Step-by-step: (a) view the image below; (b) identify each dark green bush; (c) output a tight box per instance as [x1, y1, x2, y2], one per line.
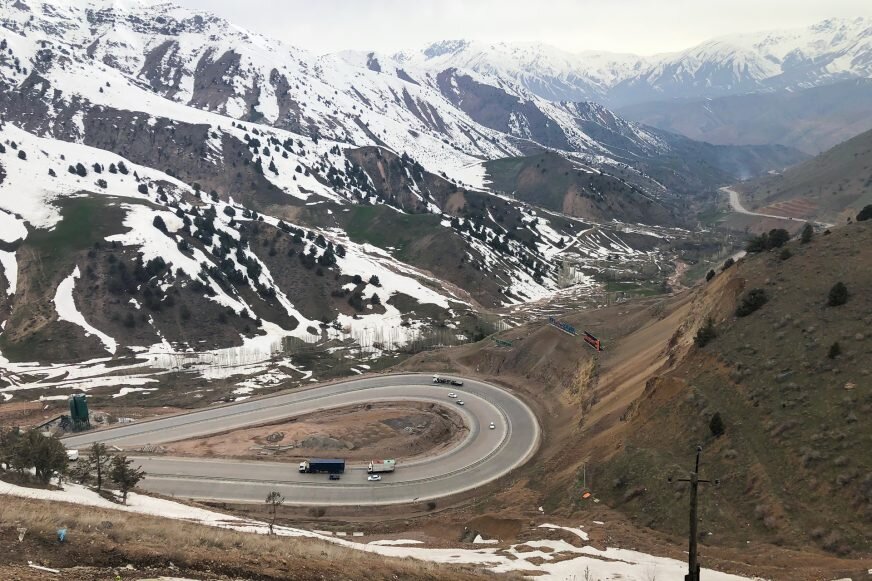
[710, 412, 725, 437]
[746, 229, 790, 253]
[694, 318, 717, 347]
[800, 223, 814, 243]
[736, 288, 767, 317]
[828, 282, 848, 307]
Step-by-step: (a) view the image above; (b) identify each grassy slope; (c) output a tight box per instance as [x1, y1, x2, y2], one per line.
[735, 127, 872, 222]
[594, 221, 872, 554]
[0, 495, 499, 581]
[0, 195, 129, 362]
[343, 205, 443, 260]
[484, 151, 678, 225]
[337, 205, 504, 307]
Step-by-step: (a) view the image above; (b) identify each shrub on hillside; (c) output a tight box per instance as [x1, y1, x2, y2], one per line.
[828, 342, 841, 359]
[705, 269, 715, 282]
[800, 223, 814, 243]
[857, 205, 872, 222]
[746, 228, 790, 253]
[152, 216, 167, 233]
[721, 258, 735, 271]
[779, 248, 792, 261]
[709, 412, 725, 437]
[694, 318, 717, 347]
[828, 282, 848, 307]
[736, 288, 767, 317]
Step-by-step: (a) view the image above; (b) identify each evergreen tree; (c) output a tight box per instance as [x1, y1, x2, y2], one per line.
[800, 223, 814, 243]
[75, 162, 87, 177]
[110, 455, 145, 504]
[828, 282, 848, 307]
[153, 215, 167, 233]
[9, 430, 67, 484]
[87, 443, 111, 493]
[709, 412, 725, 437]
[694, 318, 717, 347]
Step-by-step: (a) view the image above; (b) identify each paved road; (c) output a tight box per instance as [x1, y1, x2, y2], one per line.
[63, 374, 540, 505]
[721, 186, 833, 228]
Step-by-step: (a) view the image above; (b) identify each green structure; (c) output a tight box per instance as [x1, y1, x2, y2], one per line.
[493, 338, 513, 347]
[68, 394, 91, 432]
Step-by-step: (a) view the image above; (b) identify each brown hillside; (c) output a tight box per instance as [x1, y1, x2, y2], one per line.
[735, 127, 872, 223]
[401, 220, 872, 574]
[596, 221, 872, 554]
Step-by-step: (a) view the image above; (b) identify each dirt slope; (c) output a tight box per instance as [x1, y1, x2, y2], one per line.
[401, 220, 872, 573]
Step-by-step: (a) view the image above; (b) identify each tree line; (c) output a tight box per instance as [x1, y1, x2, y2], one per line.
[0, 429, 144, 504]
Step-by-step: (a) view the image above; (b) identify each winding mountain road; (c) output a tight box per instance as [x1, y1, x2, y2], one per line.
[721, 186, 833, 227]
[62, 374, 540, 505]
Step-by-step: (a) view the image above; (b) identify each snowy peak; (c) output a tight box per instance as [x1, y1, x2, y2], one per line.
[386, 18, 872, 107]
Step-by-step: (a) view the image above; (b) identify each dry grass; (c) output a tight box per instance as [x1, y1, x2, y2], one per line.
[0, 495, 509, 580]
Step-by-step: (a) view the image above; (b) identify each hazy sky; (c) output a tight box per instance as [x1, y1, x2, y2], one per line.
[166, 0, 872, 55]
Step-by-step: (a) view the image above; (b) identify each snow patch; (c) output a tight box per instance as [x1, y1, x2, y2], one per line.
[53, 267, 117, 354]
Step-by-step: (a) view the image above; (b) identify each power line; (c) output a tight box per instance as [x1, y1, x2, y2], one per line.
[669, 445, 719, 581]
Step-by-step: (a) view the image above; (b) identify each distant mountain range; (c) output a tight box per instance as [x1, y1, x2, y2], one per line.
[371, 17, 872, 108]
[617, 79, 872, 154]
[0, 0, 852, 373]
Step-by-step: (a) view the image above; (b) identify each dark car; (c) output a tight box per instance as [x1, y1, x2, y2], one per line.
[329, 473, 340, 480]
[450, 379, 464, 386]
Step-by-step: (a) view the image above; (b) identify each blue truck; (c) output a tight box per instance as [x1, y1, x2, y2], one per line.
[298, 458, 345, 474]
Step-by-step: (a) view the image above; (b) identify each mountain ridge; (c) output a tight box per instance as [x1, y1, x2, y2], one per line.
[372, 16, 872, 107]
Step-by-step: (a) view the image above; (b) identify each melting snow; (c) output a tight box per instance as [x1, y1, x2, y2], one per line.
[0, 480, 754, 581]
[53, 267, 117, 354]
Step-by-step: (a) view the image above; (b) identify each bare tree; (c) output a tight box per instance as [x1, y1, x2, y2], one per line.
[265, 490, 285, 535]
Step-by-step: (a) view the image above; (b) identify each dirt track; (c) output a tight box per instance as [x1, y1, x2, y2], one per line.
[162, 401, 467, 462]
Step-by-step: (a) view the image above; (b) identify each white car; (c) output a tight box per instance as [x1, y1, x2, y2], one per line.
[456, 400, 465, 406]
[367, 474, 381, 481]
[448, 392, 458, 398]
[489, 422, 496, 430]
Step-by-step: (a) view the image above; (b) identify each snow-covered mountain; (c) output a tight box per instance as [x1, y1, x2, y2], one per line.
[0, 0, 803, 385]
[380, 17, 872, 107]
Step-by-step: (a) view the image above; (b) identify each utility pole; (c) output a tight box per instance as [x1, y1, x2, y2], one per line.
[669, 446, 718, 581]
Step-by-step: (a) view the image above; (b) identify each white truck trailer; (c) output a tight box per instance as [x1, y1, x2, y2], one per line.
[367, 459, 396, 473]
